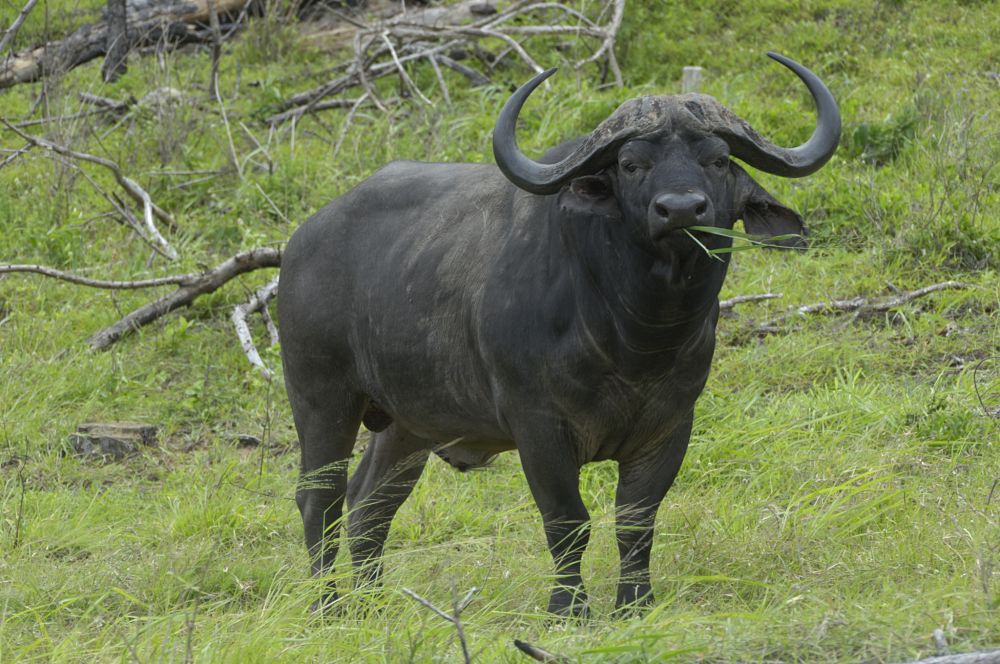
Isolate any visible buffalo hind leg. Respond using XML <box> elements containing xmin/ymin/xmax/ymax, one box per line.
<box><xmin>347</xmin><ymin>425</ymin><xmax>430</xmax><ymax>587</ymax></box>
<box><xmin>288</xmin><ymin>381</ymin><xmax>366</xmax><ymax>612</ymax></box>
<box><xmin>614</xmin><ymin>412</ymin><xmax>692</xmax><ymax>613</ymax></box>
<box><xmin>517</xmin><ymin>430</ymin><xmax>590</xmax><ymax>617</ymax></box>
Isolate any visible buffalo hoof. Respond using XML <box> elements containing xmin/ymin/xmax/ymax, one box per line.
<box><xmin>547</xmin><ymin>587</ymin><xmax>590</xmax><ymax>619</ymax></box>
<box><xmin>308</xmin><ymin>589</ymin><xmax>340</xmax><ymax>616</ymax></box>
<box><xmin>613</xmin><ymin>583</ymin><xmax>654</xmax><ymax>616</ymax></box>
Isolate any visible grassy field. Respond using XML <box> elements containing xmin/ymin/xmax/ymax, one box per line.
<box><xmin>1</xmin><ymin>0</ymin><xmax>998</xmax><ymax>661</ymax></box>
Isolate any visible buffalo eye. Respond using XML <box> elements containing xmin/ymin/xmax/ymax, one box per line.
<box><xmin>713</xmin><ymin>157</ymin><xmax>728</xmax><ymax>169</ymax></box>
<box><xmin>620</xmin><ymin>159</ymin><xmax>638</xmax><ymax>174</ymax></box>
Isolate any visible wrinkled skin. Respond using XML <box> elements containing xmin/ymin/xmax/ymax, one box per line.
<box><xmin>279</xmin><ymin>60</ymin><xmax>835</xmax><ymax>616</ymax></box>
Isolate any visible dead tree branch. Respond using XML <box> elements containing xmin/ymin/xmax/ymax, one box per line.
<box><xmin>269</xmin><ymin>0</ymin><xmax>625</xmax><ymax>123</ymax></box>
<box><xmin>1</xmin><ymin>118</ymin><xmax>178</xmax><ymax>258</ymax></box>
<box><xmin>0</xmin><ymin>0</ymin><xmax>40</xmax><ymax>57</ymax></box>
<box><xmin>899</xmin><ymin>650</ymin><xmax>1000</xmax><ymax>664</ymax></box>
<box><xmin>232</xmin><ymin>275</ymin><xmax>279</xmax><ymax>377</ymax></box>
<box><xmin>86</xmin><ymin>247</ymin><xmax>282</xmax><ymax>350</ymax></box>
<box><xmin>101</xmin><ymin>0</ymin><xmax>128</xmax><ymax>82</ymax></box>
<box><xmin>755</xmin><ymin>281</ymin><xmax>974</xmax><ymax>334</ymax></box>
<box><xmin>0</xmin><ymin>263</ymin><xmax>192</xmax><ymax>288</ymax></box>
<box><xmin>719</xmin><ymin>293</ymin><xmax>782</xmax><ymax>310</ymax></box>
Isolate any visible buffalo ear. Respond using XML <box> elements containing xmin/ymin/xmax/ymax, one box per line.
<box><xmin>734</xmin><ymin>164</ymin><xmax>808</xmax><ymax>248</ymax></box>
<box><xmin>558</xmin><ymin>174</ymin><xmax>621</xmax><ymax>219</ymax></box>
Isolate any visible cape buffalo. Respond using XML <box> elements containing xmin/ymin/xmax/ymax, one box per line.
<box><xmin>278</xmin><ymin>52</ymin><xmax>840</xmax><ymax>616</ymax></box>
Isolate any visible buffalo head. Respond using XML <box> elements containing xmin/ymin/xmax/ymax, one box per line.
<box><xmin>493</xmin><ymin>52</ymin><xmax>841</xmax><ymax>256</ymax></box>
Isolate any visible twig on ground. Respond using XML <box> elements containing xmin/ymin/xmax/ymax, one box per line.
<box><xmin>0</xmin><ymin>142</ymin><xmax>31</xmax><ymax>170</ymax></box>
<box><xmin>266</xmin><ymin>98</ymin><xmax>363</xmax><ymax>125</ymax></box>
<box><xmin>719</xmin><ymin>293</ymin><xmax>782</xmax><ymax>309</ymax></box>
<box><xmin>0</xmin><ymin>263</ymin><xmax>193</xmax><ymax>288</ymax></box>
<box><xmin>232</xmin><ymin>275</ymin><xmax>280</xmax><ymax>377</ymax></box>
<box><xmin>898</xmin><ymin>649</ymin><xmax>1000</xmax><ymax>664</ymax></box>
<box><xmin>401</xmin><ymin>585</ymin><xmax>479</xmax><ymax>664</ymax></box>
<box><xmin>513</xmin><ymin>639</ymin><xmax>570</xmax><ymax>663</ymax></box>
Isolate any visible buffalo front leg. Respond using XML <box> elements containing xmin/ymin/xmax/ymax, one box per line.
<box><xmin>614</xmin><ymin>413</ymin><xmax>692</xmax><ymax>612</ymax></box>
<box><xmin>347</xmin><ymin>425</ymin><xmax>430</xmax><ymax>587</ymax></box>
<box><xmin>517</xmin><ymin>434</ymin><xmax>590</xmax><ymax>617</ymax></box>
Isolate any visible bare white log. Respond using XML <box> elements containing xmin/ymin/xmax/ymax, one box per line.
<box><xmin>232</xmin><ymin>275</ymin><xmax>280</xmax><ymax>377</ymax></box>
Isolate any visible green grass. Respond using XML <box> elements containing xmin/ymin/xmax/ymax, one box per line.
<box><xmin>2</xmin><ymin>0</ymin><xmax>999</xmax><ymax>661</ymax></box>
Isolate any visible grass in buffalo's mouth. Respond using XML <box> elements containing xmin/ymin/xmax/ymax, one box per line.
<box><xmin>684</xmin><ymin>225</ymin><xmax>804</xmax><ymax>257</ymax></box>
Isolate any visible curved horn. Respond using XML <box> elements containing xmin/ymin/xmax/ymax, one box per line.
<box><xmin>722</xmin><ymin>52</ymin><xmax>841</xmax><ymax>177</ymax></box>
<box><xmin>493</xmin><ymin>69</ymin><xmax>616</xmax><ymax>195</ymax></box>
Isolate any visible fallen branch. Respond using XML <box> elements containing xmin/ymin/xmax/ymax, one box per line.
<box><xmin>0</xmin><ymin>263</ymin><xmax>192</xmax><ymax>288</ymax></box>
<box><xmin>899</xmin><ymin>650</ymin><xmax>1000</xmax><ymax>664</ymax></box>
<box><xmin>232</xmin><ymin>275</ymin><xmax>279</xmax><ymax>377</ymax></box>
<box><xmin>719</xmin><ymin>293</ymin><xmax>782</xmax><ymax>310</ymax></box>
<box><xmin>86</xmin><ymin>247</ymin><xmax>281</xmax><ymax>350</ymax></box>
<box><xmin>756</xmin><ymin>281</ymin><xmax>974</xmax><ymax>334</ymax></box>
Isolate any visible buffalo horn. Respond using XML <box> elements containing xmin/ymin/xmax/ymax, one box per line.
<box><xmin>717</xmin><ymin>52</ymin><xmax>841</xmax><ymax>177</ymax></box>
<box><xmin>492</xmin><ymin>68</ymin><xmax>620</xmax><ymax>195</ymax></box>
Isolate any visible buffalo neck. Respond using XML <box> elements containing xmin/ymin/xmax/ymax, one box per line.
<box><xmin>555</xmin><ymin>207</ymin><xmax>728</xmax><ymax>364</ymax></box>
